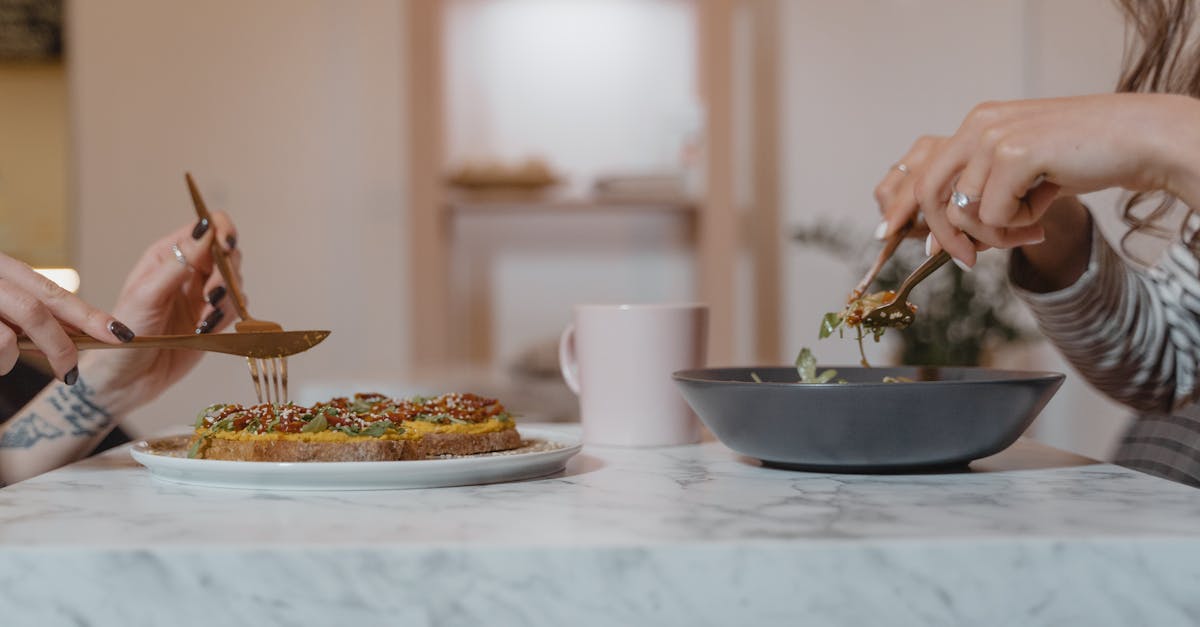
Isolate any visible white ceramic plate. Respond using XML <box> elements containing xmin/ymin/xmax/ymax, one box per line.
<box><xmin>129</xmin><ymin>427</ymin><xmax>581</xmax><ymax>491</ymax></box>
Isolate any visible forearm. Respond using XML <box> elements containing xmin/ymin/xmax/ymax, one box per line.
<box><xmin>1155</xmin><ymin>95</ymin><xmax>1200</xmax><ymax>212</ymax></box>
<box><xmin>1011</xmin><ymin>221</ymin><xmax>1200</xmax><ymax>413</ymax></box>
<box><xmin>0</xmin><ymin>373</ymin><xmax>117</xmax><ymax>485</ymax></box>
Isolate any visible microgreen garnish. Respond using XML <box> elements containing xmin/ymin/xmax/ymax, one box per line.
<box><xmin>796</xmin><ymin>348</ymin><xmax>839</xmax><ymax>384</ymax></box>
<box><xmin>300</xmin><ymin>413</ymin><xmax>328</xmax><ymax>433</ymax></box>
<box><xmin>818</xmin><ymin>312</ymin><xmax>842</xmax><ymax>339</ymax></box>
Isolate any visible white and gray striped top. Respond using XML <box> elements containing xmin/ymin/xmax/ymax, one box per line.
<box><xmin>1010</xmin><ymin>214</ymin><xmax>1200</xmax><ymax>486</ymax></box>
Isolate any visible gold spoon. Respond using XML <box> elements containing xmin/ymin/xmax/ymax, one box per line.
<box><xmin>859</xmin><ymin>251</ymin><xmax>951</xmax><ymax>329</ymax></box>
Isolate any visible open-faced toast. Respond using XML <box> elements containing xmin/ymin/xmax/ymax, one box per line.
<box><xmin>188</xmin><ymin>392</ymin><xmax>521</xmax><ymax>461</ymax></box>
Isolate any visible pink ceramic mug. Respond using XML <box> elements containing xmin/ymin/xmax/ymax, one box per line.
<box><xmin>559</xmin><ymin>303</ymin><xmax>708</xmax><ymax>446</ymax></box>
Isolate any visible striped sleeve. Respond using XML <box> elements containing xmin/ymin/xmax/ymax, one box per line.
<box><xmin>1009</xmin><ymin>223</ymin><xmax>1200</xmax><ymax>413</ymax></box>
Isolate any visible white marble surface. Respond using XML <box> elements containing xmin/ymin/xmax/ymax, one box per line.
<box><xmin>3</xmin><ymin>424</ymin><xmax>1200</xmax><ymax>627</ymax></box>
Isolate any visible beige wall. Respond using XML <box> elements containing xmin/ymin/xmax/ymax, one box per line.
<box><xmin>0</xmin><ymin>63</ymin><xmax>69</xmax><ymax>266</ymax></box>
<box><xmin>69</xmin><ymin>0</ymin><xmax>409</xmax><ymax>435</ymax></box>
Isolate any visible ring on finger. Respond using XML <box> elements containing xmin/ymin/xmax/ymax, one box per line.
<box><xmin>170</xmin><ymin>243</ymin><xmax>198</xmax><ymax>273</ymax></box>
<box><xmin>950</xmin><ymin>189</ymin><xmax>977</xmax><ymax>209</ymax></box>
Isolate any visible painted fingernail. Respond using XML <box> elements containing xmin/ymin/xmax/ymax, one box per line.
<box><xmin>924</xmin><ymin>234</ymin><xmax>934</xmax><ymax>257</ymax></box>
<box><xmin>64</xmin><ymin>366</ymin><xmax>78</xmax><ymax>386</ymax></box>
<box><xmin>952</xmin><ymin>257</ymin><xmax>974</xmax><ymax>272</ymax></box>
<box><xmin>873</xmin><ymin>221</ymin><xmax>888</xmax><ymax>240</ymax></box>
<box><xmin>225</xmin><ymin>234</ymin><xmax>237</xmax><ymax>250</ymax></box>
<box><xmin>108</xmin><ymin>320</ymin><xmax>135</xmax><ymax>343</ymax></box>
<box><xmin>191</xmin><ymin>218</ymin><xmax>210</xmax><ymax>240</ymax></box>
<box><xmin>206</xmin><ymin>285</ymin><xmax>227</xmax><ymax>305</ymax></box>
<box><xmin>194</xmin><ymin>308</ymin><xmax>225</xmax><ymax>334</ymax></box>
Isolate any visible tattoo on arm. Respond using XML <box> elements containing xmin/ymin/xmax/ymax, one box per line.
<box><xmin>0</xmin><ymin>378</ymin><xmax>113</xmax><ymax>449</ymax></box>
<box><xmin>0</xmin><ymin>413</ymin><xmax>64</xmax><ymax>449</ymax></box>
<box><xmin>46</xmin><ymin>378</ymin><xmax>113</xmax><ymax>437</ymax></box>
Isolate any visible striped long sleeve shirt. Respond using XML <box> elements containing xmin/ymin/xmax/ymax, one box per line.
<box><xmin>1011</xmin><ymin>215</ymin><xmax>1200</xmax><ymax>485</ymax></box>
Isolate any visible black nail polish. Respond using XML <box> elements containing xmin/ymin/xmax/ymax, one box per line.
<box><xmin>64</xmin><ymin>366</ymin><xmax>78</xmax><ymax>386</ymax></box>
<box><xmin>191</xmin><ymin>218</ymin><xmax>210</xmax><ymax>240</ymax></box>
<box><xmin>108</xmin><ymin>320</ymin><xmax>135</xmax><ymax>343</ymax></box>
<box><xmin>206</xmin><ymin>285</ymin><xmax>227</xmax><ymax>305</ymax></box>
<box><xmin>195</xmin><ymin>308</ymin><xmax>225</xmax><ymax>334</ymax></box>
<box><xmin>225</xmin><ymin>234</ymin><xmax>237</xmax><ymax>250</ymax></box>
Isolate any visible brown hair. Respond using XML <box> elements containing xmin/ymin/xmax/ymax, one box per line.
<box><xmin>1116</xmin><ymin>0</ymin><xmax>1200</xmax><ymax>249</ymax></box>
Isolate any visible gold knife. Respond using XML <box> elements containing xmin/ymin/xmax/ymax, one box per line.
<box><xmin>17</xmin><ymin>330</ymin><xmax>330</xmax><ymax>359</ymax></box>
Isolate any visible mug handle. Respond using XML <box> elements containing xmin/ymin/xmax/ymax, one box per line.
<box><xmin>558</xmin><ymin>323</ymin><xmax>581</xmax><ymax>395</ymax></box>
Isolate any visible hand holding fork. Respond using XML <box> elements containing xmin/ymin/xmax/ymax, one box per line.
<box><xmin>185</xmin><ymin>173</ymin><xmax>290</xmax><ymax>404</ymax></box>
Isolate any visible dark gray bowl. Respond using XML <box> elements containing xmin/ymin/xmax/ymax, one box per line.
<box><xmin>673</xmin><ymin>366</ymin><xmax>1065</xmax><ymax>472</ymax></box>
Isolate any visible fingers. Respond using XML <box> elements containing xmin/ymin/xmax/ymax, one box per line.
<box><xmin>208</xmin><ymin>210</ymin><xmax>239</xmax><ymax>253</ymax></box>
<box><xmin>918</xmin><ymin>154</ymin><xmax>978</xmax><ymax>268</ymax></box>
<box><xmin>977</xmin><ymin>144</ymin><xmax>1054</xmax><ymax>227</ymax></box>
<box><xmin>874</xmin><ymin>164</ymin><xmax>909</xmax><ymax>216</ymax></box>
<box><xmin>0</xmin><ymin>255</ymin><xmax>132</xmax><ymax>346</ymax></box>
<box><xmin>0</xmin><ymin>324</ymin><xmax>18</xmax><ymax>375</ymax></box>
<box><xmin>876</xmin><ymin>136</ymin><xmax>944</xmax><ymax>239</ymax></box>
<box><xmin>945</xmin><ymin>200</ymin><xmax>1046</xmax><ymax>249</ymax></box>
<box><xmin>120</xmin><ymin>219</ymin><xmax>219</xmax><ymax>324</ymax></box>
<box><xmin>0</xmin><ymin>277</ymin><xmax>78</xmax><ymax>381</ymax></box>
<box><xmin>195</xmin><ymin>245</ymin><xmax>244</xmax><ymax>333</ymax></box>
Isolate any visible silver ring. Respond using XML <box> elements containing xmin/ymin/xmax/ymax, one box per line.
<box><xmin>170</xmin><ymin>243</ymin><xmax>196</xmax><ymax>273</ymax></box>
<box><xmin>950</xmin><ymin>190</ymin><xmax>975</xmax><ymax>209</ymax></box>
<box><xmin>894</xmin><ymin>163</ymin><xmax>909</xmax><ymax>175</ymax></box>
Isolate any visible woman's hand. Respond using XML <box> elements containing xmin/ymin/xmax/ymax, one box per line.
<box><xmin>874</xmin><ymin>134</ymin><xmax>944</xmax><ymax>242</ymax></box>
<box><xmin>908</xmin><ymin>93</ymin><xmax>1200</xmax><ymax>267</ymax></box>
<box><xmin>0</xmin><ymin>256</ymin><xmax>136</xmax><ymax>384</ymax></box>
<box><xmin>82</xmin><ymin>214</ymin><xmax>243</xmax><ymax>416</ymax></box>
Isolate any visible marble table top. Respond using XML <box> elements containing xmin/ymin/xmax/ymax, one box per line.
<box><xmin>2</xmin><ymin>423</ymin><xmax>1200</xmax><ymax>627</ymax></box>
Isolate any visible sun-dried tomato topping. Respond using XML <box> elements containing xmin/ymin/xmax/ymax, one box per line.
<box><xmin>196</xmin><ymin>392</ymin><xmax>511</xmax><ymax>433</ymax></box>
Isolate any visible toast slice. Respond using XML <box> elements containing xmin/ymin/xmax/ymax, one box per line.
<box><xmin>187</xmin><ymin>393</ymin><xmax>522</xmax><ymax>462</ymax></box>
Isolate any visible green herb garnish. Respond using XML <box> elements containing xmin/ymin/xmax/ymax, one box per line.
<box><xmin>796</xmin><ymin>348</ymin><xmax>839</xmax><ymax>384</ymax></box>
<box><xmin>359</xmin><ymin>421</ymin><xmax>392</xmax><ymax>437</ymax></box>
<box><xmin>818</xmin><ymin>312</ymin><xmax>843</xmax><ymax>339</ymax></box>
<box><xmin>194</xmin><ymin>403</ymin><xmax>227</xmax><ymax>428</ymax></box>
<box><xmin>300</xmin><ymin>413</ymin><xmax>328</xmax><ymax>433</ymax></box>
<box><xmin>187</xmin><ymin>416</ymin><xmax>234</xmax><ymax>459</ymax></box>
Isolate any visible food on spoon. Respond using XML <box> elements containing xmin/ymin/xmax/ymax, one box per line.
<box><xmin>820</xmin><ymin>290</ymin><xmax>916</xmax><ymax>367</ymax></box>
<box><xmin>187</xmin><ymin>392</ymin><xmax>520</xmax><ymax>461</ymax></box>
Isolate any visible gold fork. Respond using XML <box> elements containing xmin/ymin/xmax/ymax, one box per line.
<box><xmin>848</xmin><ymin>220</ymin><xmax>914</xmax><ymax>303</ymax></box>
<box><xmin>860</xmin><ymin>250</ymin><xmax>951</xmax><ymax>329</ymax></box>
<box><xmin>185</xmin><ymin>172</ymin><xmax>289</xmax><ymax>404</ymax></box>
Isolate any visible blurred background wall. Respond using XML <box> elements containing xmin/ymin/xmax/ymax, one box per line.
<box><xmin>67</xmin><ymin>0</ymin><xmax>410</xmax><ymax>434</ymax></box>
<box><xmin>0</xmin><ymin>0</ymin><xmax>1148</xmax><ymax>458</ymax></box>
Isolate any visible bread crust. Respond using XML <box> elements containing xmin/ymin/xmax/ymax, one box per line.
<box><xmin>417</xmin><ymin>429</ymin><xmax>522</xmax><ymax>457</ymax></box>
<box><xmin>196</xmin><ymin>437</ymin><xmax>420</xmax><ymax>462</ymax></box>
<box><xmin>191</xmin><ymin>427</ymin><xmax>522</xmax><ymax>462</ymax></box>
